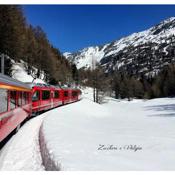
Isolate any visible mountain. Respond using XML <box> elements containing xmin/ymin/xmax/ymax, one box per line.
<box><xmin>64</xmin><ymin>17</ymin><xmax>175</xmax><ymax>77</ymax></box>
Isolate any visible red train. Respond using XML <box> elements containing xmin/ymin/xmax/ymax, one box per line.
<box><xmin>0</xmin><ymin>73</ymin><xmax>81</xmax><ymax>142</ymax></box>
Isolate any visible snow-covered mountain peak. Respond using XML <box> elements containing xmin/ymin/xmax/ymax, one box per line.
<box><xmin>64</xmin><ymin>17</ymin><xmax>175</xmax><ymax>76</ymax></box>
<box><xmin>64</xmin><ymin>45</ymin><xmax>107</xmax><ymax>69</ymax></box>
<box><xmin>159</xmin><ymin>16</ymin><xmax>175</xmax><ymax>25</ymax></box>
<box><xmin>63</xmin><ymin>52</ymin><xmax>72</xmax><ymax>58</ymax></box>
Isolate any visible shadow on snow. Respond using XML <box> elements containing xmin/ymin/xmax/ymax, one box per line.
<box><xmin>144</xmin><ymin>104</ymin><xmax>175</xmax><ymax>118</ymax></box>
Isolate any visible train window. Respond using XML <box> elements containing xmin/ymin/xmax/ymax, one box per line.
<box><xmin>18</xmin><ymin>92</ymin><xmax>22</xmax><ymax>106</ymax></box>
<box><xmin>72</xmin><ymin>91</ymin><xmax>78</xmax><ymax>97</ymax></box>
<box><xmin>22</xmin><ymin>92</ymin><xmax>25</xmax><ymax>105</ymax></box>
<box><xmin>10</xmin><ymin>91</ymin><xmax>17</xmax><ymax>109</ymax></box>
<box><xmin>22</xmin><ymin>92</ymin><xmax>27</xmax><ymax>105</ymax></box>
<box><xmin>24</xmin><ymin>92</ymin><xmax>29</xmax><ymax>104</ymax></box>
<box><xmin>32</xmin><ymin>91</ymin><xmax>40</xmax><ymax>102</ymax></box>
<box><xmin>0</xmin><ymin>89</ymin><xmax>8</xmax><ymax>114</ymax></box>
<box><xmin>42</xmin><ymin>90</ymin><xmax>50</xmax><ymax>100</ymax></box>
<box><xmin>64</xmin><ymin>91</ymin><xmax>68</xmax><ymax>97</ymax></box>
<box><xmin>54</xmin><ymin>91</ymin><xmax>60</xmax><ymax>98</ymax></box>
<box><xmin>27</xmin><ymin>93</ymin><xmax>30</xmax><ymax>103</ymax></box>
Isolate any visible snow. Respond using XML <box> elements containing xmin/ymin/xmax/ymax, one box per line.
<box><xmin>163</xmin><ymin>46</ymin><xmax>169</xmax><ymax>55</ymax></box>
<box><xmin>12</xmin><ymin>60</ymin><xmax>46</xmax><ymax>84</ymax></box>
<box><xmin>40</xmin><ymin>89</ymin><xmax>175</xmax><ymax>170</ymax></box>
<box><xmin>1</xmin><ymin>87</ymin><xmax>175</xmax><ymax>170</ymax></box>
<box><xmin>0</xmin><ymin>115</ymin><xmax>45</xmax><ymax>170</ymax></box>
<box><xmin>105</xmin><ymin>43</ymin><xmax>126</xmax><ymax>57</ymax></box>
<box><xmin>63</xmin><ymin>52</ymin><xmax>71</xmax><ymax>58</ymax></box>
<box><xmin>73</xmin><ymin>46</ymin><xmax>105</xmax><ymax>69</ymax></box>
<box><xmin>64</xmin><ymin>46</ymin><xmax>106</xmax><ymax>69</ymax></box>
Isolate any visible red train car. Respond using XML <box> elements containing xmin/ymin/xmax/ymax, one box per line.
<box><xmin>0</xmin><ymin>75</ymin><xmax>82</xmax><ymax>143</ymax></box>
<box><xmin>62</xmin><ymin>88</ymin><xmax>82</xmax><ymax>104</ymax></box>
<box><xmin>62</xmin><ymin>88</ymin><xmax>71</xmax><ymax>105</ymax></box>
<box><xmin>0</xmin><ymin>74</ymin><xmax>32</xmax><ymax>142</ymax></box>
<box><xmin>70</xmin><ymin>89</ymin><xmax>82</xmax><ymax>102</ymax></box>
<box><xmin>31</xmin><ymin>84</ymin><xmax>64</xmax><ymax>114</ymax></box>
<box><xmin>53</xmin><ymin>87</ymin><xmax>64</xmax><ymax>108</ymax></box>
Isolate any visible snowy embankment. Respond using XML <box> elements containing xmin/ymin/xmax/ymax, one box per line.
<box><xmin>39</xmin><ymin>90</ymin><xmax>175</xmax><ymax>170</ymax></box>
<box><xmin>12</xmin><ymin>60</ymin><xmax>45</xmax><ymax>84</ymax></box>
<box><xmin>39</xmin><ymin>98</ymin><xmax>109</xmax><ymax>170</ymax></box>
<box><xmin>0</xmin><ymin>116</ymin><xmax>45</xmax><ymax>170</ymax></box>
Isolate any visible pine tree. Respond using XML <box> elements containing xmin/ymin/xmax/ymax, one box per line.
<box><xmin>71</xmin><ymin>63</ymin><xmax>79</xmax><ymax>85</ymax></box>
<box><xmin>0</xmin><ymin>5</ymin><xmax>26</xmax><ymax>60</ymax></box>
<box><xmin>112</xmin><ymin>72</ymin><xmax>122</xmax><ymax>99</ymax></box>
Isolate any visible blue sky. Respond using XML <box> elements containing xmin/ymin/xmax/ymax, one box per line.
<box><xmin>23</xmin><ymin>5</ymin><xmax>175</xmax><ymax>53</ymax></box>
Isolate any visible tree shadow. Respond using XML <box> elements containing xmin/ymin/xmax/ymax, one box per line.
<box><xmin>148</xmin><ymin>113</ymin><xmax>175</xmax><ymax>117</ymax></box>
<box><xmin>144</xmin><ymin>104</ymin><xmax>175</xmax><ymax>117</ymax></box>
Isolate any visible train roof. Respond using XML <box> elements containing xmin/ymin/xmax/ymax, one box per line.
<box><xmin>0</xmin><ymin>73</ymin><xmax>31</xmax><ymax>91</ymax></box>
<box><xmin>26</xmin><ymin>82</ymin><xmax>62</xmax><ymax>90</ymax></box>
<box><xmin>61</xmin><ymin>85</ymin><xmax>81</xmax><ymax>90</ymax></box>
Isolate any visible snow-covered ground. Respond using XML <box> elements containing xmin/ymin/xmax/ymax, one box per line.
<box><xmin>40</xmin><ymin>95</ymin><xmax>175</xmax><ymax>170</ymax></box>
<box><xmin>1</xmin><ymin>87</ymin><xmax>175</xmax><ymax>170</ymax></box>
<box><xmin>0</xmin><ymin>115</ymin><xmax>45</xmax><ymax>170</ymax></box>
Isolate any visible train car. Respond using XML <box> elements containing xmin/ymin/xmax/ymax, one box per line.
<box><xmin>32</xmin><ymin>84</ymin><xmax>64</xmax><ymax>114</ymax></box>
<box><xmin>0</xmin><ymin>75</ymin><xmax>82</xmax><ymax>142</ymax></box>
<box><xmin>77</xmin><ymin>89</ymin><xmax>82</xmax><ymax>100</ymax></box>
<box><xmin>31</xmin><ymin>84</ymin><xmax>81</xmax><ymax>113</ymax></box>
<box><xmin>62</xmin><ymin>88</ymin><xmax>71</xmax><ymax>105</ymax></box>
<box><xmin>71</xmin><ymin>89</ymin><xmax>82</xmax><ymax>102</ymax></box>
<box><xmin>0</xmin><ymin>73</ymin><xmax>32</xmax><ymax>142</ymax></box>
<box><xmin>53</xmin><ymin>87</ymin><xmax>64</xmax><ymax>108</ymax></box>
<box><xmin>62</xmin><ymin>88</ymin><xmax>82</xmax><ymax>104</ymax></box>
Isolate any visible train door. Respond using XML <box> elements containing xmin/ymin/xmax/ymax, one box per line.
<box><xmin>51</xmin><ymin>90</ymin><xmax>54</xmax><ymax>108</ymax></box>
<box><xmin>32</xmin><ymin>90</ymin><xmax>41</xmax><ymax>112</ymax></box>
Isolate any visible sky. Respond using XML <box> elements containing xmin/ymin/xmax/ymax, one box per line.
<box><xmin>23</xmin><ymin>5</ymin><xmax>175</xmax><ymax>53</ymax></box>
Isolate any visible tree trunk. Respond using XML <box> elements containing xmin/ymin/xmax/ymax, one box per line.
<box><xmin>93</xmin><ymin>87</ymin><xmax>96</xmax><ymax>102</ymax></box>
<box><xmin>96</xmin><ymin>89</ymin><xmax>99</xmax><ymax>103</ymax></box>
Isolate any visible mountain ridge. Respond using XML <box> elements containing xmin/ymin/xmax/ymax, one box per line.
<box><xmin>64</xmin><ymin>17</ymin><xmax>175</xmax><ymax>77</ymax></box>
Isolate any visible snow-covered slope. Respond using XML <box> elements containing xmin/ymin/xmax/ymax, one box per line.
<box><xmin>64</xmin><ymin>45</ymin><xmax>109</xmax><ymax>69</ymax></box>
<box><xmin>64</xmin><ymin>17</ymin><xmax>175</xmax><ymax>77</ymax></box>
<box><xmin>11</xmin><ymin>60</ymin><xmax>46</xmax><ymax>84</ymax></box>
